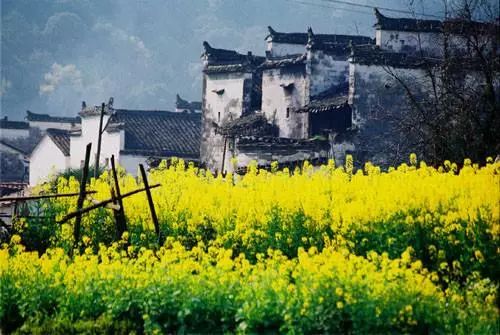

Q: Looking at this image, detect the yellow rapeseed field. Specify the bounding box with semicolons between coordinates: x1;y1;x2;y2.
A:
1;157;499;333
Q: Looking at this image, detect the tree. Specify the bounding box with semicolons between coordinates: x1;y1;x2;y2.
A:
384;0;499;164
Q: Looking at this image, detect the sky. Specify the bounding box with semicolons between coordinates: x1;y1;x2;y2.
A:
1;0;450;120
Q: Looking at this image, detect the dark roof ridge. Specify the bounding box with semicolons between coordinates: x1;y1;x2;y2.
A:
26;110;81;123
373;8;443;33
267;26;373;46
176;94;202;110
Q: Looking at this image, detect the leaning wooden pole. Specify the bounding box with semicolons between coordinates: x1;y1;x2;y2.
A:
94;103;105;178
110;155;127;238
139;164;160;243
221;136;228;175
73;142;92;252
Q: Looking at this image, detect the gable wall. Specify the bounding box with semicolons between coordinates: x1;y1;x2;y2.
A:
29;136;69;185
201;72;250;172
261;66;309;139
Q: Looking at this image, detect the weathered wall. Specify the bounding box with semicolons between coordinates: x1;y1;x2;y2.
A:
29;136;69;185
201;72;250;172
349;62;428;166
235;144;329;168
376;29;443;55
261;66;309;139
0;128;30;140
308;50;349;95
267;41;305;57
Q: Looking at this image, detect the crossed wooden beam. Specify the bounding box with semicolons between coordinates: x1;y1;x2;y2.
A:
0;142;163;250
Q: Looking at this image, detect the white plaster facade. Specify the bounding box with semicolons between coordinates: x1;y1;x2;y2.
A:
69;114;123;169
307;50;349;96
376;29;443;55
201;72;250;172
29;136;69;185
261;68;308;139
266;41;306;57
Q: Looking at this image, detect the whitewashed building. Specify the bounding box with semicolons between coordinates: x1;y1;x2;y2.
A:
29;99;201;185
201;27;372;172
29;128;71;185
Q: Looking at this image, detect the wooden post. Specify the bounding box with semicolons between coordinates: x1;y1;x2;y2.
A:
110;155;127;238
221;136;228;175
94;103;105;178
73;143;91;252
139;164;160;243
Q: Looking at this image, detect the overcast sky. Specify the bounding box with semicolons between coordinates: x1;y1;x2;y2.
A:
0;0;455;120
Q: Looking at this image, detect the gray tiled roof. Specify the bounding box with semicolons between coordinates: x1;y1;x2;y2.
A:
26;110;81;124
260;54;307;69
106;109;201;159
202;42;265;74
46;128;70;156
297;85;350;113
349;44;439;68
0;118;29;129
218;113;278;137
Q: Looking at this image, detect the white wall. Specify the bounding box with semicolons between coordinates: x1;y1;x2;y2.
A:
267;41;306;57
69;114;123;169
29;121;76;132
201;72;248;172
376;29;442;55
261;68;309;139
0;128;30;140
30;136;69;185
119;154;149;176
308;50;349;96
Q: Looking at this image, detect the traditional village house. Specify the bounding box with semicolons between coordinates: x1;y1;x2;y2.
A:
345;8;494;165
201;27;374;172
200;42;265;172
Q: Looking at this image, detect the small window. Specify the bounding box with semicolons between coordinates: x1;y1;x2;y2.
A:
400;40;405;45
286;108;290;118
218;112;221;122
